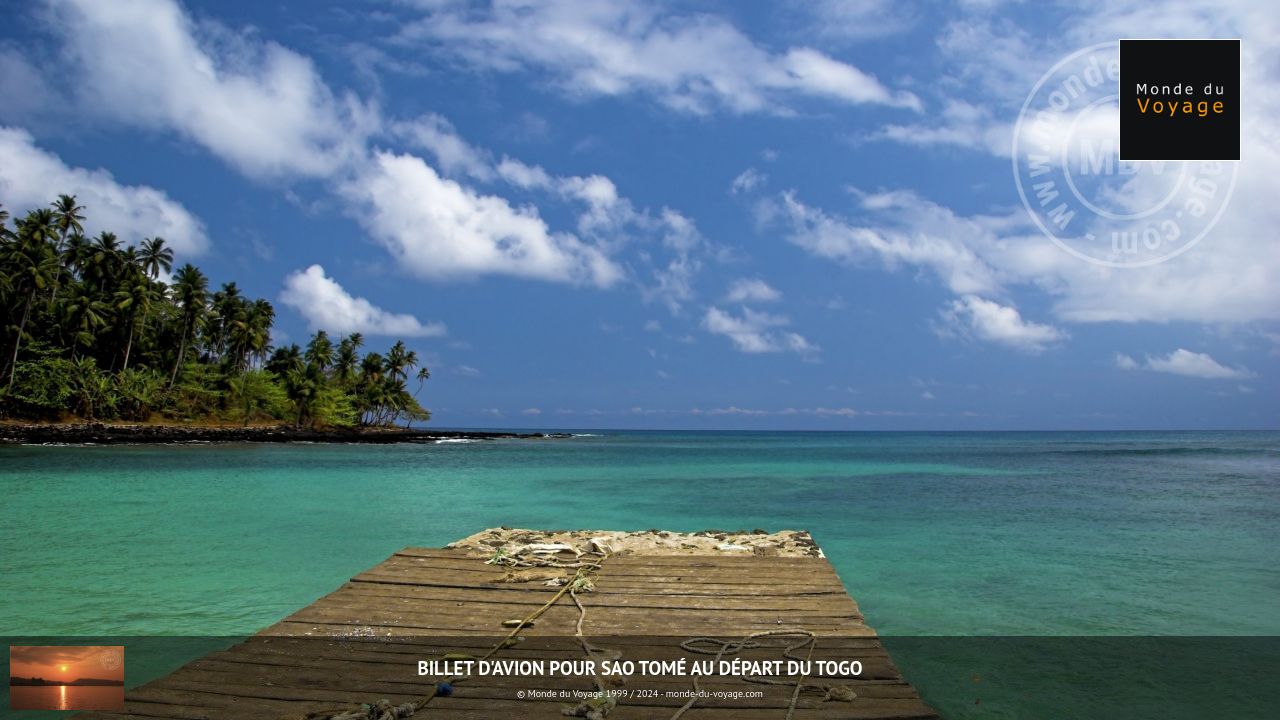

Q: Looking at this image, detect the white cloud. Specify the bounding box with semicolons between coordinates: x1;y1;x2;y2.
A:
703;306;818;356
780;190;1000;296
521;407;542;415
279;264;446;337
394;113;493;180
725;278;781;303
492;155;711;308
0;45;53;124
395;0;919;115
777;183;1280;326
1119;348;1255;380
0;126;207;255
730;168;766;194
939;295;1066;353
46;0;374;180
699;406;770;416
693;405;883;418
341;150;623;286
35;0;711;302
788;0;916;41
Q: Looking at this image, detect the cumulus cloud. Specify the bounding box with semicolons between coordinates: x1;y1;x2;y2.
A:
46;0;373;179
730;168;766;194
493;157;712;309
393;0;919;114
776;182;1280;327
341;151;623;286
1114;353;1139;370
703;306;817;356
0;126;207;255
787;0;917;42
779;190;1000;296
393;113;494;181
279;264;446;337
939;295;1067;353
29;0;710;298
1118;348;1255;380
725;278;781;303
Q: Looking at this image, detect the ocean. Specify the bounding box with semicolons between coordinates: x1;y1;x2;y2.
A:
2;430;1277;718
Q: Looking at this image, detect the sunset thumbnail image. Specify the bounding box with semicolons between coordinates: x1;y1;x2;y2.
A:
9;646;124;711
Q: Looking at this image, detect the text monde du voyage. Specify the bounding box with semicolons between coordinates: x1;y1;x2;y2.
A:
1134;83;1229;118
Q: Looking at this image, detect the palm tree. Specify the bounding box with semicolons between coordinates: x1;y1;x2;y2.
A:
283;366;319;428
63;233;92;277
385;340;418;382
49;195;85;297
80;231;122;294
4;210;59;390
138;237;174;280
61;287;109;359
333;335;361;387
244;299;274;370
208;282;242;363
414;366;431;397
114;269;157;371
51;195;85;248
304;330;334;372
266;343;303;377
169;264;208;386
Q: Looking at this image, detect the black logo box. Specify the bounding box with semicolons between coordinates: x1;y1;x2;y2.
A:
1120;39;1240;161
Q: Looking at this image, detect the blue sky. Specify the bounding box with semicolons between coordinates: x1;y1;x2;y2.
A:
1;0;1275;430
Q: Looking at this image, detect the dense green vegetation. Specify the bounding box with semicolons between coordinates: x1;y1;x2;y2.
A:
0;195;430;427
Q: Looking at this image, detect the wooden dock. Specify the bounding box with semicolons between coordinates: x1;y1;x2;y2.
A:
77;533;938;719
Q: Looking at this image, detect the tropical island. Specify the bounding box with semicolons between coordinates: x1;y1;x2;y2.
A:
9;677;124;687
0;194;552;444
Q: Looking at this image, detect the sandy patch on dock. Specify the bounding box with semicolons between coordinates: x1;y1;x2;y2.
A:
446;527;824;558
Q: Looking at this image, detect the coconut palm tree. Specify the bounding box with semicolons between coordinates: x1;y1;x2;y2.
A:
51;195;85;248
333;335;361;387
169;263;208;386
61;287;109;359
138;236;174;281
414;366;430;397
266;343;303;377
4;210;60;389
114;269;156;372
283;366;319;428
304;330;334;372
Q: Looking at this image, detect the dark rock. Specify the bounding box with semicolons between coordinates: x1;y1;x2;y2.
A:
0;423;564;446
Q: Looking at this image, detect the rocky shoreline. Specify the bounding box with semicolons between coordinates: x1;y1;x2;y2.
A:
0;422;571;445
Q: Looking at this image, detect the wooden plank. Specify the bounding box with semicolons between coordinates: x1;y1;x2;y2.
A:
75;541;938;720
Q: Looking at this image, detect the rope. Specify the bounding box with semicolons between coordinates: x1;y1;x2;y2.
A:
669;630;856;720
561;584;617;719
293;547;609;720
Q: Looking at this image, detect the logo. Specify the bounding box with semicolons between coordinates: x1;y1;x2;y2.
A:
1013;41;1238;267
98;647;123;670
1120;39;1240;161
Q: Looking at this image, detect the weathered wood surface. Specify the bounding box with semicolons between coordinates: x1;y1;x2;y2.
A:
76;546;939;719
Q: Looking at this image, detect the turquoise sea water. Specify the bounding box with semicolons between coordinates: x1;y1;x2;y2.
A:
2;431;1278;717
